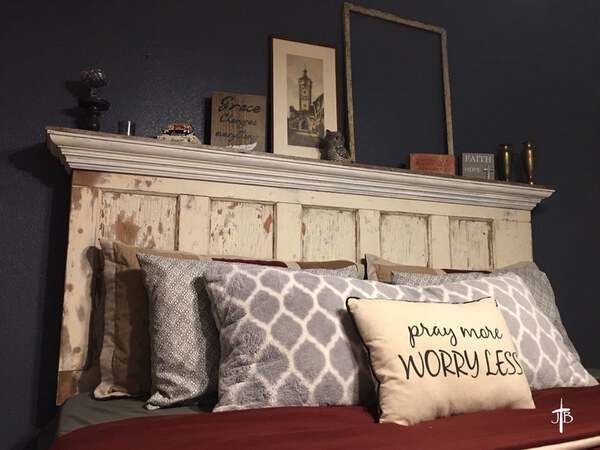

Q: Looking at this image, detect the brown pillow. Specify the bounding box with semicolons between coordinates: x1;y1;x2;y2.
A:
94;241;201;398
346;297;535;426
93;240;360;399
365;254;444;282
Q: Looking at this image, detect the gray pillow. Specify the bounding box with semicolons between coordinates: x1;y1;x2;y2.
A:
138;255;218;410
389;273;597;390
391;262;581;361
204;265;595;413
203;263;411;412
138;254;362;409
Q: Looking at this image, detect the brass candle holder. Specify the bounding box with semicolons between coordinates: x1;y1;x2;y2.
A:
498;144;512;181
522;141;536;185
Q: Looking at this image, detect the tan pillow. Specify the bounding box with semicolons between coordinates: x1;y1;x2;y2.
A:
94;241;202;398
94;240;360;399
346;297;535;425
365;253;444;282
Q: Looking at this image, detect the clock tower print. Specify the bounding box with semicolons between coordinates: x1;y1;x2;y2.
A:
298;68;312;111
287;54;324;147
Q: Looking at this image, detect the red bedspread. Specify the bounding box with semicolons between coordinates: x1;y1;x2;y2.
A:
53;385;600;450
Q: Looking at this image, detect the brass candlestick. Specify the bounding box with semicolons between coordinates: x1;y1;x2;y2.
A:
499;144;512;181
522;141;536;185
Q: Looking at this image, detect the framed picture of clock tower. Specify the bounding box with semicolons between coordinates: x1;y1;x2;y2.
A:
271;37;338;159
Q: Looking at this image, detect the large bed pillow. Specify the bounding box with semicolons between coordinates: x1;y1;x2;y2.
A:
137;254;359;410
391;273;597;389
203;263;414;412
137;255;218;409
391;261;581;361
347;297;535;425
94;239;359;400
94;241;200;399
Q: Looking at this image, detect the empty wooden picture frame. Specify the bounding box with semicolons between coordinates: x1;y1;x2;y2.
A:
343;2;454;161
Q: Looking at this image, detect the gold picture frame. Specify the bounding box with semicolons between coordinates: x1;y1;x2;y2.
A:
343;2;454;160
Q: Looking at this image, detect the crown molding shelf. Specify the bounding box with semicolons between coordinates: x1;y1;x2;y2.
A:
46;127;554;211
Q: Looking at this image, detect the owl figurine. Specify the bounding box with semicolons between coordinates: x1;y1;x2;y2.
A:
322;130;351;162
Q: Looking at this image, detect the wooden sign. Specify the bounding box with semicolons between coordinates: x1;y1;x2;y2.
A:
409;153;455;176
211;92;266;151
462;153;495;180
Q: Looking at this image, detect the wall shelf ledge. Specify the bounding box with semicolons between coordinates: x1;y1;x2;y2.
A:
47;127;553;211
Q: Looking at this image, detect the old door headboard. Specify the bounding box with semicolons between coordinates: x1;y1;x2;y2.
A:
47;127;554;403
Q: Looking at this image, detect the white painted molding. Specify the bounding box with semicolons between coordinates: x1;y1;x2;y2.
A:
47;127;554;210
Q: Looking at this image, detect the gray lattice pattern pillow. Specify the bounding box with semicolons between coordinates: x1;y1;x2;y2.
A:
138;255;218;409
204;263;411;412
391;262;581;360
391;273;596;389
138;254;362;409
304;265;358;278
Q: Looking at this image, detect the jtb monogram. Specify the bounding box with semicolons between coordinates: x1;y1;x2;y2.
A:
551;398;573;434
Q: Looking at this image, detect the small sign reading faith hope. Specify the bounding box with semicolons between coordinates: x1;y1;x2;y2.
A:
211;92;266;152
462;153;496;180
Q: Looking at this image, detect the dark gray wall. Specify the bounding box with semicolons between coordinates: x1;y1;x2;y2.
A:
1;1;599;448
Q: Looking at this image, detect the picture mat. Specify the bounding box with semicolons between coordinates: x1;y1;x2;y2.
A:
272;38;337;159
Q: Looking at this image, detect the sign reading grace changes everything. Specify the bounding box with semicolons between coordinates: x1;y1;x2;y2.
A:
399;322;524;380
211;92;266;152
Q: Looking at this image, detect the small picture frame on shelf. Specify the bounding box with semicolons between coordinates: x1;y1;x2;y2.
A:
462;153;495;180
210;92;266;152
271;37;338;159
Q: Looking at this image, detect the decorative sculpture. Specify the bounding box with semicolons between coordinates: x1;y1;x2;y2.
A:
322;130;351;162
157;122;201;144
79;68;110;131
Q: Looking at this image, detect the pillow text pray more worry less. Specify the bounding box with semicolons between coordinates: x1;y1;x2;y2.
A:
347;297;535;426
400;320;525;380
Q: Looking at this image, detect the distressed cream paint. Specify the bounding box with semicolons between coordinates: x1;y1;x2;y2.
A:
47;127;553;403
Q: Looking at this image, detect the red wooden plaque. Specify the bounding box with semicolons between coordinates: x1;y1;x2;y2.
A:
409;153;456;176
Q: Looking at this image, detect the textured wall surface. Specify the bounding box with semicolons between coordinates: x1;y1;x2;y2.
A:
1;1;599;448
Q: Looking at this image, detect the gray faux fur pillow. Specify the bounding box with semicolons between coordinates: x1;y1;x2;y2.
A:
203;263;412;411
205;265;595;413
388;272;597;389
391;261;581;361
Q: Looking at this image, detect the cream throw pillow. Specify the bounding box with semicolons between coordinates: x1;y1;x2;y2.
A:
346;297;535;425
